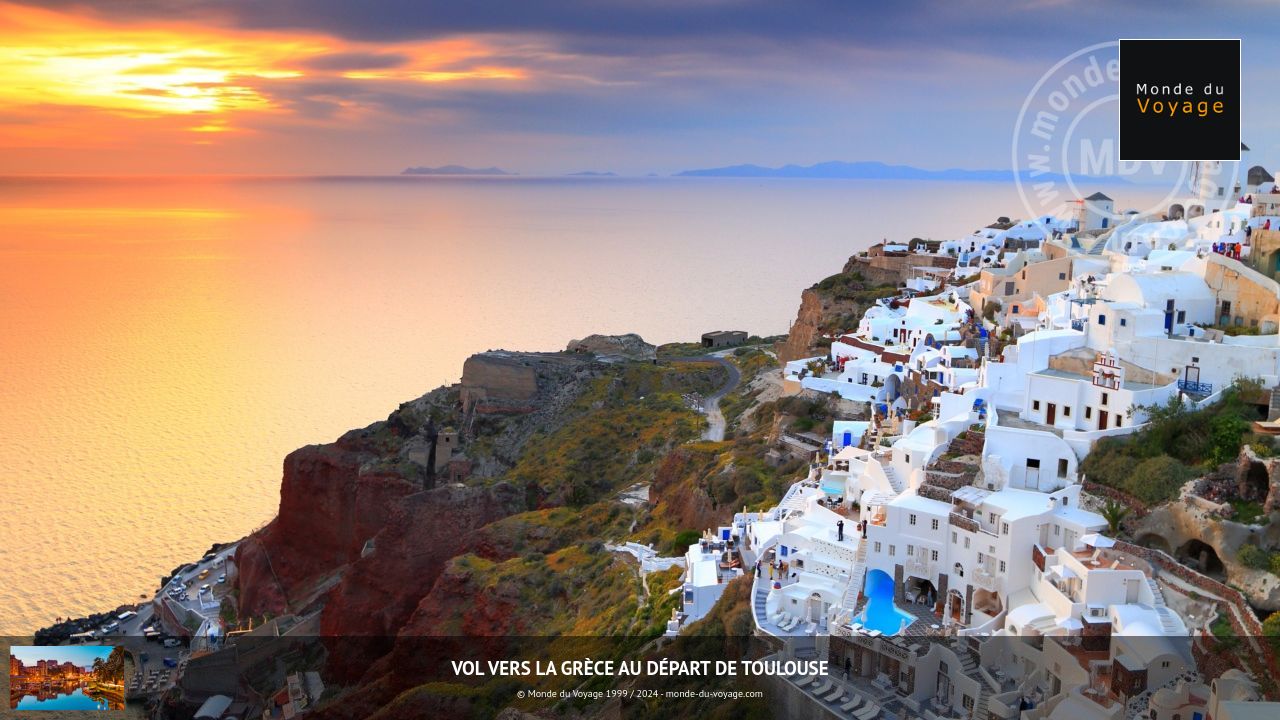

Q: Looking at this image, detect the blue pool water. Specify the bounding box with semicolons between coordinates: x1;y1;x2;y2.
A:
858;569;916;635
820;477;844;495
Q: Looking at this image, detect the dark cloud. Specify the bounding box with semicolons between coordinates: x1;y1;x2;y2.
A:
295;51;412;71
16;0;1263;61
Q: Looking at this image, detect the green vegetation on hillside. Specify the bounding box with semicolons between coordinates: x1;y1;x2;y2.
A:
505;362;722;506
1081;379;1268;505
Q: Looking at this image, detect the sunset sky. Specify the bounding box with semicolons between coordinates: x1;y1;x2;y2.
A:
2;1;1278;175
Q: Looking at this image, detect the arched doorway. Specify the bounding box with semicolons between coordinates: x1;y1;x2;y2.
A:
1168;203;1185;220
1135;532;1173;556
806;592;826;623
906;577;937;607
1177;539;1224;578
947;589;965;623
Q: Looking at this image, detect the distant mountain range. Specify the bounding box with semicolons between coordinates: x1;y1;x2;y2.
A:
675;160;1121;183
567;171;617;177
401;165;511;176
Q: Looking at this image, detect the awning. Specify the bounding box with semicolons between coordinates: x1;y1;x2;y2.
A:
1080;533;1115;548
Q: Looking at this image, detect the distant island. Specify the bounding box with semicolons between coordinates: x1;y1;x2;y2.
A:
567;171;617;177
675;160;1121;183
401;165;512;176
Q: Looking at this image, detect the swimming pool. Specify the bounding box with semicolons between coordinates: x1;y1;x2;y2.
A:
857;569;916;635
820;477;845;496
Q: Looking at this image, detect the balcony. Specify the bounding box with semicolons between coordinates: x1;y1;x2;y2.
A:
1177;379;1213;395
973;567;1001;592
949;512;979;534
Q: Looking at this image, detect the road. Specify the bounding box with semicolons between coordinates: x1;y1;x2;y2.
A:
681;353;741;442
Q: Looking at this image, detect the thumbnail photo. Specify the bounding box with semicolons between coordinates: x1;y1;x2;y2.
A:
9;646;125;711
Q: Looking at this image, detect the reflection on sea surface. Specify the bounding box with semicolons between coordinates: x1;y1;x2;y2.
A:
10;679;122;710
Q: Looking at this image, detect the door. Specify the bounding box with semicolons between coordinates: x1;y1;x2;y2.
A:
1046;403;1056;425
1098;410;1108;430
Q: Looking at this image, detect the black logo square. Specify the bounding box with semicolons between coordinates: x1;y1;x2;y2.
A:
1119;39;1240;161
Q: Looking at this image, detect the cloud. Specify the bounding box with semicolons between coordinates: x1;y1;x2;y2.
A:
296;51;411;71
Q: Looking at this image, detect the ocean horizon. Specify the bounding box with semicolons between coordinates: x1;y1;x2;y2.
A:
0;175;1165;633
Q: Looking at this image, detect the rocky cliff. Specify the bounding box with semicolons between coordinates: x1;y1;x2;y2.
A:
775;254;904;362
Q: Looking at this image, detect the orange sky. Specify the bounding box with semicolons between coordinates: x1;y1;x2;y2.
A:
3;1;1275;175
0;2;533;170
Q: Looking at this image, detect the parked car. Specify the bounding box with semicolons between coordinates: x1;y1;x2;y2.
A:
163;657;178;668
162;638;181;648
217;574;226;584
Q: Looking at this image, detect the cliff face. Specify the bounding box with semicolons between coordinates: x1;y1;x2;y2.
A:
775;255;905;362
320;483;524;640
236;435;419;617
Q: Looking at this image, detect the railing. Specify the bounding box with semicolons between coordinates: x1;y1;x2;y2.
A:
950;512;979;534
1177;379;1214;395
973;568;1000;592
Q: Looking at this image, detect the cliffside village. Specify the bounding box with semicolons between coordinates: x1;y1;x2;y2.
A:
666;158;1280;720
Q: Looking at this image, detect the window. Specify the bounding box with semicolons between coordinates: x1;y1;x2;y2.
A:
964;537;971;549
1101;392;1109;406
1063;406;1071;417
1115;414;1122;428
907;545;914;556
952;531;958;544
932;518;939;530
1027;458;1040;470
1002;522;1009;535
889;545;896;557
1098;314;1106;325
1085;406;1092;419
1033;400;1041;411
1120;318;1127;327
1054;525;1061;536
874;541;882;553
931;550;939;561
1004;281;1014;295
1011;305;1019;314
1058;272;1066;280
909;514;917;526
1177;310;1186;323
1058;458;1069;479
1000;560;1007;573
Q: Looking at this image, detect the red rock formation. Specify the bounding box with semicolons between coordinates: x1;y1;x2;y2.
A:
235;432;418;618
319;482;524;681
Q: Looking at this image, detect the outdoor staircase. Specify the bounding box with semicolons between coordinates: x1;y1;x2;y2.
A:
1147;578;1167;607
1156;607;1182;634
973;685;992;720
838;543;870;623
753;584;769;626
1087;235;1108;255
883;466;905;494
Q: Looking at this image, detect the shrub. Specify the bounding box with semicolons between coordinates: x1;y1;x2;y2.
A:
1123;455;1194;504
669;529;701;554
1237;543;1270;570
1209;413;1248;466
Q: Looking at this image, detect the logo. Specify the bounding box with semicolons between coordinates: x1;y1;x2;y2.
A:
1119;39;1240;161
1013;41;1241;235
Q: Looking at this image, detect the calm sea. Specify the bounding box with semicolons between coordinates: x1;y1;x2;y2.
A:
0;175;1156;633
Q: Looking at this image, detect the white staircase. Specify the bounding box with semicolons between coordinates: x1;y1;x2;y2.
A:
836;542;869;625
1147;578;1166;607
1157;604;1182;632
883;465;905;494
